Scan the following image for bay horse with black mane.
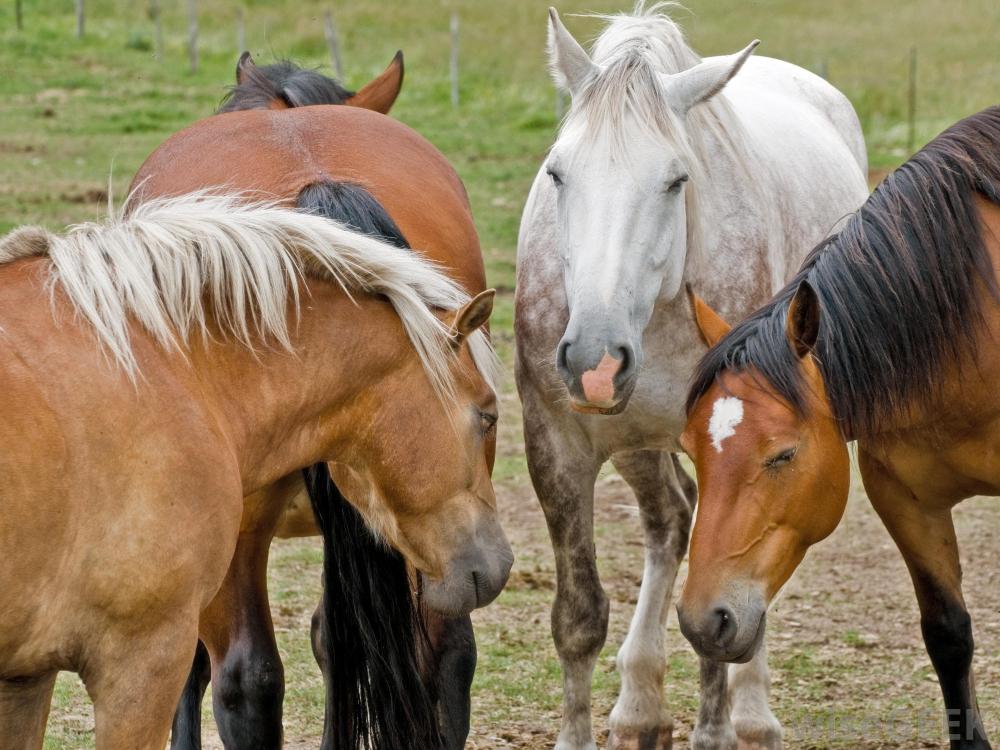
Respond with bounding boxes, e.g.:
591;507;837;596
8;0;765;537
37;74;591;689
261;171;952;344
680;106;1000;750
130;52;489;749
0;194;510;750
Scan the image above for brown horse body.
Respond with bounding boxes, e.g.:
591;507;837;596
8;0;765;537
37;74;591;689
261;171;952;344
131;77;490;748
678;108;1000;749
0;196;508;749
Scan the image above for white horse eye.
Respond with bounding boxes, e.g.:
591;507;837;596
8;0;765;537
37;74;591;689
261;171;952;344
547;168;564;187
666;174;689;193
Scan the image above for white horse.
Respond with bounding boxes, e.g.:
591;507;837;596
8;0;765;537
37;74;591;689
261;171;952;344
515;5;868;749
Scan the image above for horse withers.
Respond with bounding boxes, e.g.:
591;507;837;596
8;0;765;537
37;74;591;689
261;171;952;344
679;107;1000;750
515;5;868;749
0;195;511;749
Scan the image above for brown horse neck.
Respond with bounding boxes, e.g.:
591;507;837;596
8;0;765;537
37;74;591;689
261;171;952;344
190;280;419;494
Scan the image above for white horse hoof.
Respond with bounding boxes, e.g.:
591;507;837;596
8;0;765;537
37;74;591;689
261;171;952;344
608;724;673;750
689;723;738;750
733;716;782;750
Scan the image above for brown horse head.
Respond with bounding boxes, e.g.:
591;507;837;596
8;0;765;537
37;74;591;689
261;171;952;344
221;50;404;114
330;288;510;616
676;285;849;662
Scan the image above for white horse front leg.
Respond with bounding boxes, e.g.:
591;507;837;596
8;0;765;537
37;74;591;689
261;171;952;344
728;641;782;750
608;452;694;750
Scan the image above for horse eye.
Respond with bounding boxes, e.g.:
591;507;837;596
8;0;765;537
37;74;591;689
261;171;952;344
480;411;498;433
667;174;689;193
546;168;564;187
765;447;797;469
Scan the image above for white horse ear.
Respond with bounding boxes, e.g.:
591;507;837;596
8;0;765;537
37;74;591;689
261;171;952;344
662;40;760;115
547;7;596;96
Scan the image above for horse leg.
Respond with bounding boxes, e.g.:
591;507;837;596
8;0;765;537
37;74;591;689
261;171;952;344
85;622;199;750
606;451;693;750
861;452;991;750
200;531;284;750
169;641;210;750
0;673;57;750
727;641;782;749
423;611;477;750
522;389;605;750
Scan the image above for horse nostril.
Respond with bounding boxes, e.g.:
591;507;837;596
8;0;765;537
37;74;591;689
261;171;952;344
556;338;572;377
712;605;737;647
612;343;634;384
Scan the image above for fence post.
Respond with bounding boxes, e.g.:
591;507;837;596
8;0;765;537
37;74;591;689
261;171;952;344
450;11;459;108
237;7;246;54
75;0;84;38
150;0;163;62
324;10;344;79
907;46;917;152
187;0;199;73
15;0;22;30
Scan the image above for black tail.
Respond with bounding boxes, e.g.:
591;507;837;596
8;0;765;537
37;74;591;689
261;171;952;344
303;464;442;750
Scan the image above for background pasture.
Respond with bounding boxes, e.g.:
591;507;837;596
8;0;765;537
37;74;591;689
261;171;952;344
1;1;998;747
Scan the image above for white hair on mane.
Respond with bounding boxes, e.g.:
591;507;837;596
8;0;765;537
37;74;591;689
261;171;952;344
560;1;756;259
0;193;500;398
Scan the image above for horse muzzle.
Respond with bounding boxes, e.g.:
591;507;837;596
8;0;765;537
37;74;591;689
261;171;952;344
555;325;640;415
420;516;513;617
676;589;767;663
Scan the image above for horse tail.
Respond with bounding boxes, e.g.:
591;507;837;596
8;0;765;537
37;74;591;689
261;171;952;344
297;180;441;750
303;464;441;750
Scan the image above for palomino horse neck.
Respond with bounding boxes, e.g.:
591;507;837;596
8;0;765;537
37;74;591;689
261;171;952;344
679;106;1000;750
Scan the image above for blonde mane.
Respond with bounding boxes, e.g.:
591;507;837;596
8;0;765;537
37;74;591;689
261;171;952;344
0;193;500;396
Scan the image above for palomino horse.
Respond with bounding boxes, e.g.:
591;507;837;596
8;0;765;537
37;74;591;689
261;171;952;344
131;55;489;749
679;107;1000;750
515;6;867;748
0;194;512;749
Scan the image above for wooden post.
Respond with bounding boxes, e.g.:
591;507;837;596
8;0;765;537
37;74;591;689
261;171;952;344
324;10;344;79
187;0;198;74
907;45;917;152
150;0;163;62
75;0;84;38
237;7;246;54
450;11;459;108
15;0;23;30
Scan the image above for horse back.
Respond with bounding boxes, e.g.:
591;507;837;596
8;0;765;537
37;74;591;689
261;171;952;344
130;106;485;295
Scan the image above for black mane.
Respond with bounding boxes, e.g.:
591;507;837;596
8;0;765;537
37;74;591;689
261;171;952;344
687;106;1000;439
218;59;354;113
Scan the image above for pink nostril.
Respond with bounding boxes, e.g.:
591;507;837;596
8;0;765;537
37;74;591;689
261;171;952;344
580;352;623;403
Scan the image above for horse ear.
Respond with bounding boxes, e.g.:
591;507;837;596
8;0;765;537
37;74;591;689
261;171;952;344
786;280;821;358
236;51;256;85
547;7;596;96
451;289;495;348
345;50;405;114
686;284;731;347
662;40;759;115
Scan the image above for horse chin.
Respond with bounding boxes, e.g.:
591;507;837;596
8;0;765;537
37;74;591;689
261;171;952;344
568;389;634;415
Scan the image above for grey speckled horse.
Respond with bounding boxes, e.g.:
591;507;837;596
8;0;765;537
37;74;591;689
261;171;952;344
515;6;868;750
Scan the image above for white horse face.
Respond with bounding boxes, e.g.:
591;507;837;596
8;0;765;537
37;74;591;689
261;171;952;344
547;123;688;414
545;8;757;414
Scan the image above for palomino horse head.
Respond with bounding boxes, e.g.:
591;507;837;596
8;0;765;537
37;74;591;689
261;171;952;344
545;8;758;413
220;50;404;113
676;286;849;662
333;288;511;616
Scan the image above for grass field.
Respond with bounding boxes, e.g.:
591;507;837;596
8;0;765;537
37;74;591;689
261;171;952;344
2;0;999;748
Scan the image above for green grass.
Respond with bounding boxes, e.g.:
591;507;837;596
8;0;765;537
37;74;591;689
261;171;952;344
4;0;998;747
